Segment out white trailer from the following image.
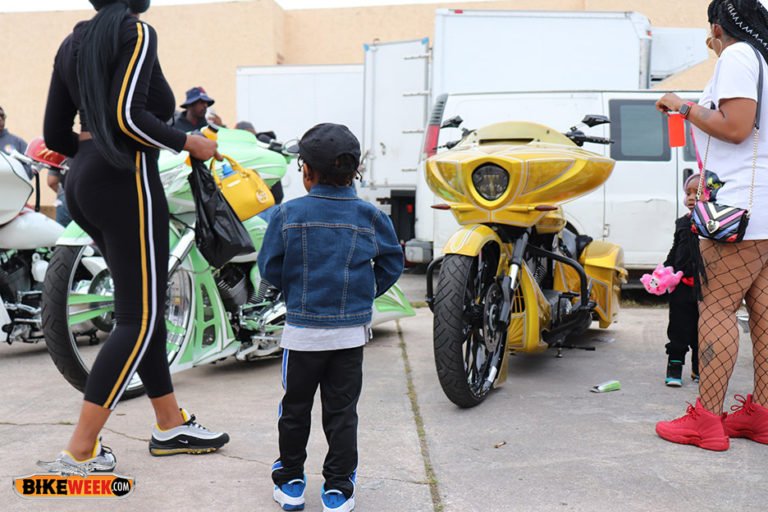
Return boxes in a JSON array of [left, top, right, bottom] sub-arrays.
[[236, 64, 364, 201]]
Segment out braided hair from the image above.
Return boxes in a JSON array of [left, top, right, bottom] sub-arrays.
[[708, 0, 768, 63], [79, 0, 150, 169]]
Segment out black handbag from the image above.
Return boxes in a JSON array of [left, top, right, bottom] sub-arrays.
[[188, 158, 255, 268], [690, 44, 763, 243]]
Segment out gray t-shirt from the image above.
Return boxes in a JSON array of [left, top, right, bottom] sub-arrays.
[[279, 324, 370, 351]]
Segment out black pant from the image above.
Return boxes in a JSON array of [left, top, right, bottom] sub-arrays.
[[66, 141, 173, 409], [665, 283, 699, 372], [273, 346, 363, 499]]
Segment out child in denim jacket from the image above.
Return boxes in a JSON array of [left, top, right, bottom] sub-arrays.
[[258, 123, 404, 512]]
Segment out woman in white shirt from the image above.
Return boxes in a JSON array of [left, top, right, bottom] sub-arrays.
[[654, 0, 768, 451]]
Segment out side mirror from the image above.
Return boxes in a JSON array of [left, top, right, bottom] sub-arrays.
[[581, 115, 610, 127], [441, 115, 464, 129]]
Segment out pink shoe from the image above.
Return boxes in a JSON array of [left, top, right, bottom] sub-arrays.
[[655, 398, 729, 451], [724, 394, 768, 444]]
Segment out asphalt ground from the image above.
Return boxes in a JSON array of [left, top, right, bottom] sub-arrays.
[[1, 273, 766, 511]]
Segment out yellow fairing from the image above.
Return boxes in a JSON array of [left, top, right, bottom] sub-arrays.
[[495, 257, 552, 387], [581, 241, 626, 328], [426, 121, 615, 229], [553, 240, 627, 329]]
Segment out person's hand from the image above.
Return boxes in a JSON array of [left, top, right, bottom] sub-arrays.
[[656, 93, 684, 114], [184, 134, 218, 161], [207, 113, 224, 127]]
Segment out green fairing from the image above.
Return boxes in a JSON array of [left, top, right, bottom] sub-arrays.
[[160, 128, 291, 216], [242, 215, 268, 255], [57, 221, 92, 245], [376, 285, 416, 316], [166, 228, 237, 365]]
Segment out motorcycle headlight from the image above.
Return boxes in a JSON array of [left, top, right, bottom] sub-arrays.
[[472, 164, 509, 201]]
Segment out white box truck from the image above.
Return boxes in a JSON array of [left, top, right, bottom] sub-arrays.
[[361, 9, 707, 256], [236, 64, 364, 201]]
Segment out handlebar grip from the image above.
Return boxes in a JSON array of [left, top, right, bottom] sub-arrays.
[[584, 136, 613, 145]]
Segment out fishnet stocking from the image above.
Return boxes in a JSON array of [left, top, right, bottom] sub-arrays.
[[745, 242, 768, 407], [698, 239, 768, 414]]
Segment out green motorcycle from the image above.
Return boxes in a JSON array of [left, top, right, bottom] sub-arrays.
[[41, 128, 415, 399]]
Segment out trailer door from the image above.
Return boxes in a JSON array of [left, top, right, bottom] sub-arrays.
[[361, 38, 430, 242]]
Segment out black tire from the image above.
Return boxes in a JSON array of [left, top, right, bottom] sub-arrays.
[[433, 251, 504, 408], [41, 245, 147, 399]]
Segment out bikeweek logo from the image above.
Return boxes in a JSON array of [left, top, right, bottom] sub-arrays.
[[13, 473, 135, 499]]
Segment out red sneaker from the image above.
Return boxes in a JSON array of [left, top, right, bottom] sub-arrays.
[[724, 394, 768, 444], [655, 398, 729, 451]]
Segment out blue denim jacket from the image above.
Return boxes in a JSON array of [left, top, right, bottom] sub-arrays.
[[257, 184, 404, 328]]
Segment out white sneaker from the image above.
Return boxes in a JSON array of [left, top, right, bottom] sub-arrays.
[[149, 408, 230, 456], [37, 438, 117, 477]]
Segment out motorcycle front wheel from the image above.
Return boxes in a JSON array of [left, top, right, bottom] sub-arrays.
[[433, 248, 505, 408], [41, 245, 194, 400]]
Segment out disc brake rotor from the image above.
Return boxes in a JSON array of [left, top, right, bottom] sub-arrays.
[[482, 281, 505, 353]]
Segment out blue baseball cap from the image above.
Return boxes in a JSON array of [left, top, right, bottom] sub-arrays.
[[180, 86, 215, 108]]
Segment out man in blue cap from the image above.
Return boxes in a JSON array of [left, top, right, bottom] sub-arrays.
[[174, 86, 220, 132]]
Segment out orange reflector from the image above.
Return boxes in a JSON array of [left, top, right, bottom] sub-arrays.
[[431, 204, 451, 210], [534, 205, 558, 211]]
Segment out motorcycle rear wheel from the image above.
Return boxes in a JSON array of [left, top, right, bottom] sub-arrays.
[[433, 250, 505, 408], [41, 245, 193, 400]]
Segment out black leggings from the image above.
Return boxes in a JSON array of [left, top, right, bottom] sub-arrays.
[[65, 141, 173, 410]]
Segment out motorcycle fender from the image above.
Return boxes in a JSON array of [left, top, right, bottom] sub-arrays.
[[56, 221, 94, 246], [580, 241, 626, 329], [442, 225, 505, 258]]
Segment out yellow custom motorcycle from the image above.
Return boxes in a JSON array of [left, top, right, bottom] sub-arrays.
[[425, 116, 626, 407]]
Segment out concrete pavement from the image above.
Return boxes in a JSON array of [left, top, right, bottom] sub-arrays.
[[1, 274, 766, 511]]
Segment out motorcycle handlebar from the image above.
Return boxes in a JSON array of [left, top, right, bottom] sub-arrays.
[[9, 149, 34, 166], [582, 135, 613, 145], [564, 131, 613, 147]]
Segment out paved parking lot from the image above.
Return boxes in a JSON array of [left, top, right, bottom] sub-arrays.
[[2, 274, 766, 511]]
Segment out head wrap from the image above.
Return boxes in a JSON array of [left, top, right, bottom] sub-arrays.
[[708, 0, 768, 62], [89, 0, 150, 13]]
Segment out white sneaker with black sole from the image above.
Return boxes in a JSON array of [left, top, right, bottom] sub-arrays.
[[37, 438, 117, 477], [149, 408, 230, 456]]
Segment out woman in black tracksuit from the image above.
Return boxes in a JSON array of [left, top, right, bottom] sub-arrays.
[[40, 0, 227, 473]]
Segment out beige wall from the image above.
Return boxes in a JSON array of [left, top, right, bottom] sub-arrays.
[[0, 0, 714, 206]]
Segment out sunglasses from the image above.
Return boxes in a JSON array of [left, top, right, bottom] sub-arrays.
[[296, 156, 304, 173]]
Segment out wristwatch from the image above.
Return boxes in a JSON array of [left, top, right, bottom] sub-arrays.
[[679, 101, 695, 118]]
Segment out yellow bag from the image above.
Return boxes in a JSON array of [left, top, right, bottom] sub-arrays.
[[210, 155, 275, 221]]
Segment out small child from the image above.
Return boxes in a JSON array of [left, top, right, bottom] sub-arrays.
[[258, 123, 404, 512], [663, 173, 701, 387]]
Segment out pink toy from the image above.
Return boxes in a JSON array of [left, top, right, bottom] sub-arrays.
[[641, 263, 683, 296]]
